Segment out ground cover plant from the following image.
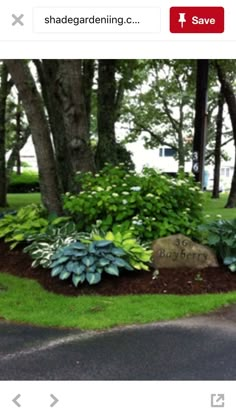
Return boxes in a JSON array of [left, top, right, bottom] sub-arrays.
[[64, 164, 204, 241]]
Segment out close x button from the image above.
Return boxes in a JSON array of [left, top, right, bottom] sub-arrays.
[[170, 7, 224, 33]]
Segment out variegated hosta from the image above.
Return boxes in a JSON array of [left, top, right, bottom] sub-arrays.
[[24, 222, 84, 268], [50, 240, 133, 286]]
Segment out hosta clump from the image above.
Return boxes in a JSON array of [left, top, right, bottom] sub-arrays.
[[87, 229, 152, 271], [64, 164, 203, 241], [0, 204, 49, 249], [24, 222, 84, 268], [50, 240, 133, 286], [199, 218, 236, 272]]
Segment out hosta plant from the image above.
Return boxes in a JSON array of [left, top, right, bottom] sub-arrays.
[[87, 229, 153, 271], [24, 222, 84, 268], [199, 218, 236, 272], [50, 240, 133, 286], [0, 204, 49, 249]]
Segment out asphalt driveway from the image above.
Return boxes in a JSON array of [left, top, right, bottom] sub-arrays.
[[1, 307, 236, 380]]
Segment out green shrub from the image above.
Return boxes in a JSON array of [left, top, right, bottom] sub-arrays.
[[24, 222, 82, 268], [50, 240, 133, 286], [83, 228, 152, 271], [0, 204, 49, 249], [199, 219, 236, 272], [64, 164, 203, 241], [9, 171, 40, 193]]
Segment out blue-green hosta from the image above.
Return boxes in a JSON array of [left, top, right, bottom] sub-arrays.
[[50, 240, 133, 286]]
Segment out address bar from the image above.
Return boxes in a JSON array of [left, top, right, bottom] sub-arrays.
[[33, 7, 161, 33]]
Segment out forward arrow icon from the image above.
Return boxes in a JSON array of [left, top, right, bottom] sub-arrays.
[[50, 394, 59, 408]]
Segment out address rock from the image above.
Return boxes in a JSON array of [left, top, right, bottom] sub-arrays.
[[152, 234, 219, 269]]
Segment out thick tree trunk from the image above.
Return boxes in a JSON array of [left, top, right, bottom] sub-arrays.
[[5, 60, 63, 214], [57, 60, 95, 190], [212, 87, 224, 199], [216, 62, 236, 207], [0, 64, 9, 207], [34, 59, 71, 193], [95, 60, 118, 170]]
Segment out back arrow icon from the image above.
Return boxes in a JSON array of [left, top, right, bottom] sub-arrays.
[[50, 394, 59, 408], [12, 394, 21, 407]]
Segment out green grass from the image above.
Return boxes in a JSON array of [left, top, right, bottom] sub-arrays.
[[203, 192, 236, 221], [1, 273, 236, 330], [0, 193, 41, 212]]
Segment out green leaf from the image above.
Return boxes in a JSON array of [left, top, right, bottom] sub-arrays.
[[51, 265, 63, 277], [86, 272, 102, 285], [59, 270, 71, 280], [112, 247, 126, 257], [104, 264, 119, 276], [98, 258, 110, 267], [95, 240, 112, 248], [66, 261, 76, 272], [82, 256, 95, 267], [73, 265, 85, 275], [72, 273, 85, 286]]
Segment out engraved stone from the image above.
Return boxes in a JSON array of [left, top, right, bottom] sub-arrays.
[[152, 234, 219, 269]]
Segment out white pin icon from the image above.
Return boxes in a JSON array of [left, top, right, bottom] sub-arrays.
[[178, 13, 186, 28]]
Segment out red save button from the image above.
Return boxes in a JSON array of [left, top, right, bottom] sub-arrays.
[[170, 7, 224, 33]]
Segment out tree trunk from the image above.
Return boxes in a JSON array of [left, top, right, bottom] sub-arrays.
[[216, 62, 236, 207], [0, 64, 9, 207], [58, 60, 95, 187], [5, 60, 63, 214], [212, 87, 224, 199], [6, 126, 30, 179], [34, 59, 71, 193], [192, 60, 209, 188], [95, 60, 118, 170]]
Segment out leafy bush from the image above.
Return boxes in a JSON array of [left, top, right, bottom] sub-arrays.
[[9, 171, 40, 193], [84, 228, 152, 270], [24, 222, 82, 268], [50, 240, 133, 286], [64, 164, 203, 241], [199, 219, 236, 272], [0, 204, 49, 249]]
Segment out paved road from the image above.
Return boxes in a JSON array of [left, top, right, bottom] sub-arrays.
[[1, 307, 236, 380]]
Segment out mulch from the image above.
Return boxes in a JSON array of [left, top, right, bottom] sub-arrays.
[[0, 241, 236, 297]]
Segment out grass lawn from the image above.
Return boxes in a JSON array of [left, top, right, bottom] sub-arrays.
[[203, 192, 236, 221], [1, 273, 236, 330], [0, 193, 41, 212]]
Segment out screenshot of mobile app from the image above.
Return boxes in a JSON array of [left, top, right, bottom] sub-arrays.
[[0, 1, 236, 418]]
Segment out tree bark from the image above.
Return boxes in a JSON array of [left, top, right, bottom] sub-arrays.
[[212, 87, 224, 199], [216, 62, 236, 207], [192, 59, 209, 187], [4, 60, 63, 214], [95, 60, 118, 170], [57, 60, 95, 187], [0, 64, 9, 207], [34, 59, 71, 193]]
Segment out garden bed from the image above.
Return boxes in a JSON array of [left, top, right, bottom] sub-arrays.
[[0, 241, 236, 297]]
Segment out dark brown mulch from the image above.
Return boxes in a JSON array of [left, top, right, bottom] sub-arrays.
[[0, 241, 236, 297]]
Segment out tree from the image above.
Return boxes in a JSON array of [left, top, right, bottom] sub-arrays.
[[212, 87, 224, 198], [192, 59, 209, 187], [123, 60, 196, 170], [216, 61, 236, 207], [4, 60, 63, 214]]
